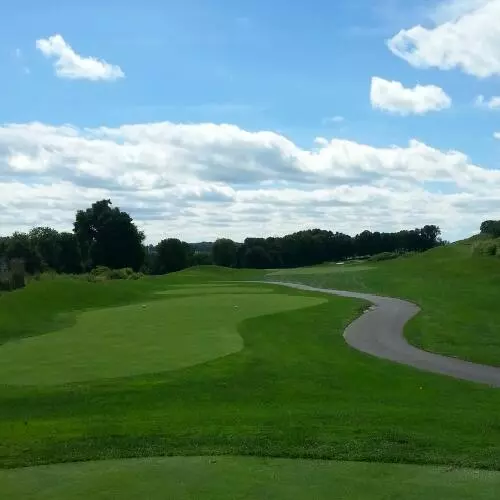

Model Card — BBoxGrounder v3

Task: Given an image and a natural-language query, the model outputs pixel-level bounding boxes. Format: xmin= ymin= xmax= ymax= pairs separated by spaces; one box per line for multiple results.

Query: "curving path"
xmin=265 ymin=281 xmax=500 ymax=387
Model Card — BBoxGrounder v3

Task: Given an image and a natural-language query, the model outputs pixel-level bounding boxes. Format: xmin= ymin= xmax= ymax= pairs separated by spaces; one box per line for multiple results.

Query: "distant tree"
xmin=480 ymin=220 xmax=500 ymax=238
xmin=354 ymin=230 xmax=375 ymax=257
xmin=29 ymin=227 xmax=61 ymax=271
xmin=0 ymin=237 xmax=9 ymax=257
xmin=3 ymin=232 xmax=42 ymax=274
xmin=242 ymin=245 xmax=272 ymax=269
xmin=212 ymin=238 xmax=237 ymax=267
xmin=183 ymin=241 xmax=194 ymax=267
xmin=419 ymin=225 xmax=442 ymax=250
xmin=74 ymin=199 xmax=145 ymax=271
xmin=190 ymin=251 xmax=212 ymax=266
xmin=154 ymin=238 xmax=189 ymax=274
xmin=329 ymin=232 xmax=353 ymax=261
xmin=58 ymin=232 xmax=82 ymax=273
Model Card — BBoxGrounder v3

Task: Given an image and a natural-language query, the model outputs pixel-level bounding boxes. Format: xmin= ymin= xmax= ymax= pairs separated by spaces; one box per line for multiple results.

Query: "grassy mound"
xmin=270 ymin=239 xmax=500 ymax=366
xmin=2 ymin=456 xmax=499 ymax=500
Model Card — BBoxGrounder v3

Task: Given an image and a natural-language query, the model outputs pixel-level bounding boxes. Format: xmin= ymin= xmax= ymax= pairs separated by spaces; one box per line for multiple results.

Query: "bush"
xmin=89 ymin=266 xmax=142 ymax=281
xmin=90 ymin=266 xmax=111 ymax=276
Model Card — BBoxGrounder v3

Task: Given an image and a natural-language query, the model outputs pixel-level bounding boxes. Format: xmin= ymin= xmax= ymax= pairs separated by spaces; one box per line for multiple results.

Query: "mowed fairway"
xmin=2 ymin=267 xmax=500 ymax=499
xmin=2 ymin=456 xmax=499 ymax=500
xmin=0 ymin=286 xmax=324 ymax=385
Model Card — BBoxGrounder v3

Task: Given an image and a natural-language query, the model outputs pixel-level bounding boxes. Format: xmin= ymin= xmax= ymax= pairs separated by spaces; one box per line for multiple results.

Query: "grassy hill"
xmin=270 ymin=236 xmax=500 ymax=366
xmin=2 ymin=250 xmax=500 ymax=498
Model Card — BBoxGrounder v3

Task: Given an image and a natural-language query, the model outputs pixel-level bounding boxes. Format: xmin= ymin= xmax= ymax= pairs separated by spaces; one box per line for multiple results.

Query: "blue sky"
xmin=1 ymin=0 xmax=500 ymax=242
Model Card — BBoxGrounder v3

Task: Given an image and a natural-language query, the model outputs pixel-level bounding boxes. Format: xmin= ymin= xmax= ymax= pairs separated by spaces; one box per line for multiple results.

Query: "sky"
xmin=1 ymin=0 xmax=500 ymax=243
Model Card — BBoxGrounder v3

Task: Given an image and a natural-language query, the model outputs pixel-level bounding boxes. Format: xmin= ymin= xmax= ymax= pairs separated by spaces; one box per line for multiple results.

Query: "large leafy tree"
xmin=480 ymin=220 xmax=500 ymax=238
xmin=74 ymin=200 xmax=145 ymax=271
xmin=212 ymin=238 xmax=237 ymax=268
xmin=153 ymin=238 xmax=189 ymax=274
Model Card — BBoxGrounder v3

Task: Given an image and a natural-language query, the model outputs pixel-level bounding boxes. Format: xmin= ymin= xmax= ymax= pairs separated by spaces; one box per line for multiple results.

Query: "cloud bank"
xmin=0 ymin=121 xmax=498 ymax=243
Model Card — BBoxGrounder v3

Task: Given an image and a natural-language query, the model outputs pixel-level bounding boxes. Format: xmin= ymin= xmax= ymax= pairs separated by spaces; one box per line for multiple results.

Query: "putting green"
xmin=1 ymin=456 xmax=498 ymax=500
xmin=0 ymin=290 xmax=324 ymax=386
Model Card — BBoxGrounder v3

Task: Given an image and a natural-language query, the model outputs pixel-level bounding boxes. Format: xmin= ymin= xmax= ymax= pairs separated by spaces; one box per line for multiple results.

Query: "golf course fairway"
xmin=1 ymin=456 xmax=499 ymax=500
xmin=0 ymin=289 xmax=324 ymax=385
xmin=2 ymin=266 xmax=500 ymax=499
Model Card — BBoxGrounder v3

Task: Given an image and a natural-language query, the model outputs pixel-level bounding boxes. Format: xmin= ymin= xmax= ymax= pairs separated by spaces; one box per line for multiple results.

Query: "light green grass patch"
xmin=0 ymin=292 xmax=324 ymax=386
xmin=1 ymin=456 xmax=498 ymax=500
xmin=267 ymin=264 xmax=375 ymax=276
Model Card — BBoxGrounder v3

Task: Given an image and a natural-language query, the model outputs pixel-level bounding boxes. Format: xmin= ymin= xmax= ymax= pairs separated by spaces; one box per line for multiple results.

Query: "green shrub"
xmin=88 ymin=266 xmax=142 ymax=281
xmin=90 ymin=266 xmax=112 ymax=276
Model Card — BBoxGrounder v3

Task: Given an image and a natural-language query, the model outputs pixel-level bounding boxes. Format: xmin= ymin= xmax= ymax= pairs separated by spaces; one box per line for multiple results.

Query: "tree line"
xmin=210 ymin=225 xmax=442 ymax=269
xmin=0 ymin=199 xmax=443 ymax=276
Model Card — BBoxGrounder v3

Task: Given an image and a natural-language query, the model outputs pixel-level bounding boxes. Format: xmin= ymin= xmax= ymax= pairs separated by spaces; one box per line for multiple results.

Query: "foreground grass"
xmin=271 ymin=240 xmax=500 ymax=366
xmin=2 ymin=456 xmax=499 ymax=500
xmin=2 ymin=269 xmax=500 ymax=471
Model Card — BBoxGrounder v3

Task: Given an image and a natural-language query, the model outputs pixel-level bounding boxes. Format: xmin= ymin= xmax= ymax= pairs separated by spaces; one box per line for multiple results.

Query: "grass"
xmin=2 ymin=270 xmax=500 ymax=473
xmin=2 ymin=456 xmax=499 ymax=500
xmin=2 ymin=252 xmax=500 ymax=498
xmin=270 ymin=239 xmax=500 ymax=366
xmin=267 ymin=264 xmax=375 ymax=276
xmin=0 ymin=267 xmax=265 ymax=347
xmin=0 ymin=288 xmax=323 ymax=385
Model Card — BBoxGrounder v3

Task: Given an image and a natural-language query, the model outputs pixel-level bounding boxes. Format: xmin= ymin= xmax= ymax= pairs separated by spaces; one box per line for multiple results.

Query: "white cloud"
xmin=370 ymin=77 xmax=451 ymax=115
xmin=388 ymin=0 xmax=500 ymax=78
xmin=36 ymin=34 xmax=124 ymax=81
xmin=494 ymin=132 xmax=500 ymax=139
xmin=475 ymin=95 xmax=500 ymax=109
xmin=0 ymin=120 xmax=499 ymax=243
